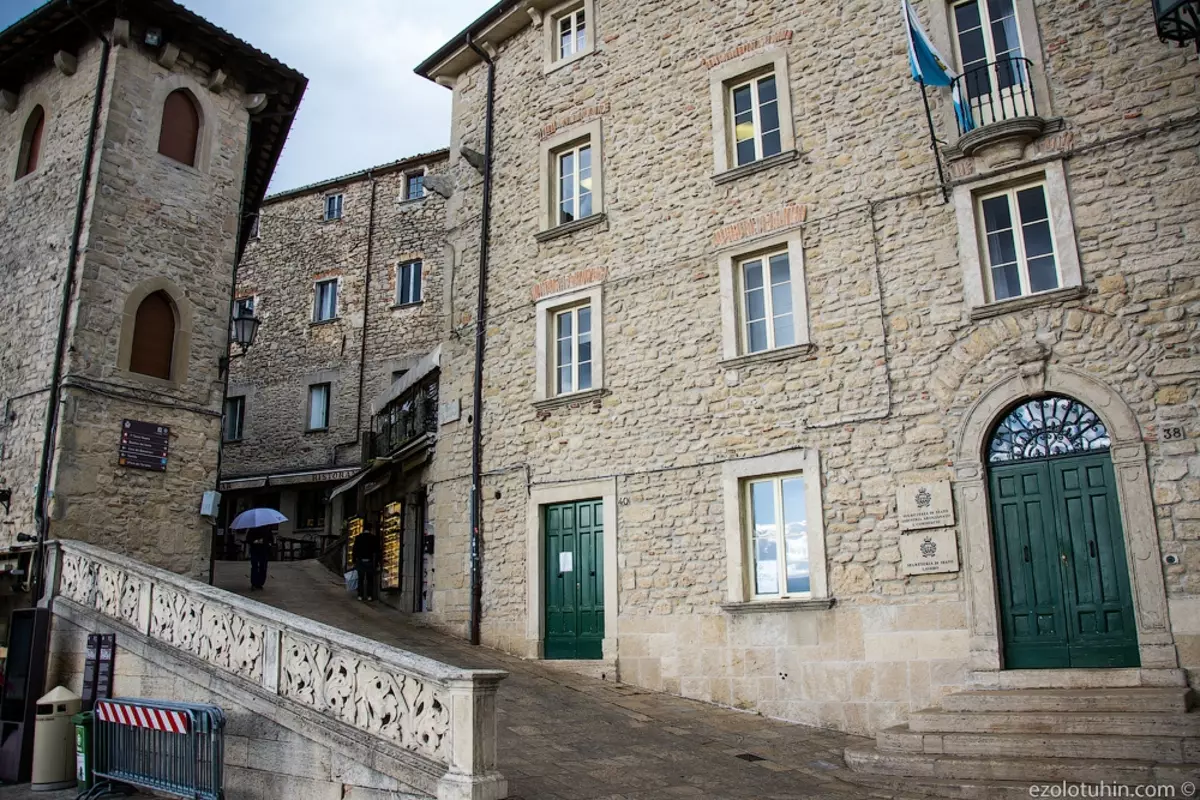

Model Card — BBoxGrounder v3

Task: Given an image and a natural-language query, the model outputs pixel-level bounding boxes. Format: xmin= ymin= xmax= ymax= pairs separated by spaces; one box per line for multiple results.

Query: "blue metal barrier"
xmin=80 ymin=698 xmax=225 ymax=799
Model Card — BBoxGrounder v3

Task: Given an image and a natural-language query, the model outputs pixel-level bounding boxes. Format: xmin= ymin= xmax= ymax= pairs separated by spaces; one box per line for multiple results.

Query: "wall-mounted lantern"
xmin=230 ymin=309 xmax=261 ymax=349
xmin=1154 ymin=0 xmax=1200 ymax=50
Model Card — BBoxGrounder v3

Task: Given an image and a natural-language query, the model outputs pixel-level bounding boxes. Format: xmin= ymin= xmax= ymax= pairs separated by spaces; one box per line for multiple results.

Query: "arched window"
xmin=988 ymin=395 xmax=1111 ymax=464
xmin=15 ymin=105 xmax=45 ymax=179
xmin=129 ymin=291 xmax=176 ymax=379
xmin=157 ymin=90 xmax=199 ymax=166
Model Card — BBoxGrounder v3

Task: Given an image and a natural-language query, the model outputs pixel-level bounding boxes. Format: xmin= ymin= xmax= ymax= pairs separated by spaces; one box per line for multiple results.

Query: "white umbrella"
xmin=230 ymin=508 xmax=288 ymax=529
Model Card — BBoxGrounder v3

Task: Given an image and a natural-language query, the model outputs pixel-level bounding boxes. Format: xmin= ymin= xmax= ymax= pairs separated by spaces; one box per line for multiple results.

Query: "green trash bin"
xmin=73 ymin=711 xmax=93 ymax=792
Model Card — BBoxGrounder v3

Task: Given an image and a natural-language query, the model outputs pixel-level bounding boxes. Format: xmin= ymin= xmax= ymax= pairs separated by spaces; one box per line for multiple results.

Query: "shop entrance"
xmin=987 ymin=396 xmax=1139 ymax=669
xmin=544 ymin=499 xmax=604 ymax=660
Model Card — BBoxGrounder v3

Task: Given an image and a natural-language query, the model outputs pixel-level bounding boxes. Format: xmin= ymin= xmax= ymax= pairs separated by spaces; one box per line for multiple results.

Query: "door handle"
xmin=1023 ymin=546 xmax=1030 ymax=563
xmin=589 ymin=570 xmax=596 ymax=577
xmin=1088 ymin=540 xmax=1097 ymax=559
xmin=1060 ymin=553 xmax=1069 ymax=565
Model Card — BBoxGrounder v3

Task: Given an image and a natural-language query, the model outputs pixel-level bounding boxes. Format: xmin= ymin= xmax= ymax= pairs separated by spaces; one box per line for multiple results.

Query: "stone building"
xmin=0 ymin=0 xmax=304 ymax=577
xmin=220 ymin=151 xmax=448 ymax=606
xmin=412 ymin=0 xmax=1200 ymax=758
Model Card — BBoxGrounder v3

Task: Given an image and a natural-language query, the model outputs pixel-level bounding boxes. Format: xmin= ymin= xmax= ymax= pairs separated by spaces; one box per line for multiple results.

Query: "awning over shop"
xmin=219 ymin=466 xmax=361 ymax=492
xmin=329 ymin=461 xmax=388 ymax=500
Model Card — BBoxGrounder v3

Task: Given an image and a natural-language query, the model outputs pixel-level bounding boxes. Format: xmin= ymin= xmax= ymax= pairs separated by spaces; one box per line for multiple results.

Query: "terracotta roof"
xmin=0 ymin=0 xmax=308 ymax=256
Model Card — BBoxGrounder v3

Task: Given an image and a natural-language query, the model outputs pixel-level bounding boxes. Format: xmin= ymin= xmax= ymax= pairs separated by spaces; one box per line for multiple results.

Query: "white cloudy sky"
xmin=1 ymin=0 xmax=495 ymax=193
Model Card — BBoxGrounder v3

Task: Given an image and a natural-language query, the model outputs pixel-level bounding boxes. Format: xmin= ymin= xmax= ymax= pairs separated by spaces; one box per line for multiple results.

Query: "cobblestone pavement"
xmin=213 ymin=560 xmax=920 ymax=800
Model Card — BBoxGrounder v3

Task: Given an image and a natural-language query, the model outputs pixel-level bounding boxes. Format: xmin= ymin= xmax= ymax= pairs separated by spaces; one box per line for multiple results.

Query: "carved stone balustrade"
xmin=44 ymin=540 xmax=507 ymax=800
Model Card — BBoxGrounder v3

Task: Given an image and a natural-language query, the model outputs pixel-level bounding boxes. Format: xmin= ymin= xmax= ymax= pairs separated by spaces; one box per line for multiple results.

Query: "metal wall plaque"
xmin=118 ymin=420 xmax=169 ymax=472
xmin=897 ymin=480 xmax=954 ymax=531
xmin=900 ymin=530 xmax=960 ymax=576
xmin=439 ymin=398 xmax=461 ymax=426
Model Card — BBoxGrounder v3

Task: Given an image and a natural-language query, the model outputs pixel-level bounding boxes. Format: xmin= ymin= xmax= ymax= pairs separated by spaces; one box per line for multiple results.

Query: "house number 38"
xmin=1162 ymin=425 xmax=1187 ymax=442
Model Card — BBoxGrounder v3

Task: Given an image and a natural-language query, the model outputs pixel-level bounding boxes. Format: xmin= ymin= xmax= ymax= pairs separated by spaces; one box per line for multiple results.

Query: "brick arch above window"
xmin=15 ymin=104 xmax=45 ymax=179
xmin=117 ymin=278 xmax=194 ymax=387
xmin=158 ymin=89 xmax=200 ymax=166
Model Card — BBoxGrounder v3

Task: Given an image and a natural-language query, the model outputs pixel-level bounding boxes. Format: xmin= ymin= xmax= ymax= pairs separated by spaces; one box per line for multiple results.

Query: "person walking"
xmin=247 ymin=525 xmax=275 ymax=590
xmin=354 ymin=524 xmax=379 ymax=602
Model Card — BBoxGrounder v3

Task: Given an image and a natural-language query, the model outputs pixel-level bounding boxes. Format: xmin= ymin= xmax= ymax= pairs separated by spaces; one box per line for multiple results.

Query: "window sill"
xmin=533 ymin=387 xmax=607 ymax=411
xmin=399 ymin=195 xmax=427 ymax=206
xmin=719 ymin=343 xmax=816 ymax=370
xmin=322 ymin=217 xmax=343 ymax=224
xmin=535 ymin=213 xmax=607 ymax=243
xmin=157 ymin=153 xmax=202 ymax=175
xmin=311 ymin=318 xmax=341 ymax=327
xmin=721 ymin=597 xmax=836 ymax=614
xmin=544 ymin=45 xmax=595 ymax=75
xmin=969 ymin=285 xmax=1085 ymax=321
xmin=390 ymin=301 xmax=424 ymax=311
xmin=304 ymin=427 xmax=330 ymax=435
xmin=713 ymin=150 xmax=800 ymax=186
xmin=222 ymin=438 xmax=243 ymax=445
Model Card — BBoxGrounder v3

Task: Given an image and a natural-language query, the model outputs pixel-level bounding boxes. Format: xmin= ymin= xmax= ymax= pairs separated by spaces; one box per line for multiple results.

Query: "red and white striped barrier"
xmin=97 ymin=700 xmax=191 ymax=734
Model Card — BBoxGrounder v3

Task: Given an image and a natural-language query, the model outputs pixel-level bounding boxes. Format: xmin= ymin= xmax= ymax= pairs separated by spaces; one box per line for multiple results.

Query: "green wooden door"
xmin=990 ymin=454 xmax=1139 ymax=669
xmin=544 ymin=500 xmax=604 ymax=660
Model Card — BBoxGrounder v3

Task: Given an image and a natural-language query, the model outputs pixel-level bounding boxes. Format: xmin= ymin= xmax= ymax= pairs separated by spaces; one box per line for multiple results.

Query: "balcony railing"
xmin=952 ymin=56 xmax=1039 ymax=137
xmin=372 ymin=383 xmax=437 ymax=459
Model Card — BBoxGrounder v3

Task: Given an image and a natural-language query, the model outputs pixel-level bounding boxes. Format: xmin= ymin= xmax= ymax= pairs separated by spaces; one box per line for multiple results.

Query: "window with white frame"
xmin=729 ymin=72 xmax=782 ymax=168
xmin=553 ymin=303 xmax=593 ymax=396
xmin=544 ymin=0 xmax=595 ymax=71
xmin=538 ymin=120 xmax=604 ymax=234
xmin=978 ymin=182 xmax=1058 ymax=302
xmin=718 ymin=231 xmax=810 ymax=362
xmin=953 ymin=162 xmax=1081 ymax=312
xmin=405 ymin=172 xmax=425 ymax=201
xmin=313 ymin=278 xmax=338 ymax=322
xmin=307 ymin=383 xmax=331 ymax=430
xmin=396 ymin=260 xmax=423 ymax=305
xmin=556 ymin=142 xmax=593 ymax=226
xmin=324 ymin=193 xmax=343 ymax=221
xmin=234 ymin=295 xmax=255 ymax=319
xmin=951 ymin=0 xmax=1030 ymax=125
xmin=721 ymin=449 xmax=828 ymax=605
xmin=223 ymin=396 xmax=245 ymax=442
xmin=248 ymin=214 xmax=261 ymax=240
xmin=739 ymin=249 xmax=796 ymax=354
xmin=708 ymin=50 xmax=796 ymax=177
xmin=535 ymin=284 xmax=604 ymax=403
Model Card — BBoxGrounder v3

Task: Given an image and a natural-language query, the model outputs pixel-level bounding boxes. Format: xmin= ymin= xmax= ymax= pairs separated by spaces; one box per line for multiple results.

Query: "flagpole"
xmin=917 ymin=75 xmax=950 ymax=203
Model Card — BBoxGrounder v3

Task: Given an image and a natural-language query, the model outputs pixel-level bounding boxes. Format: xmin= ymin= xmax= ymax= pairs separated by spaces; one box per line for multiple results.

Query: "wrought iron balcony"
xmin=952 ymin=56 xmax=1044 ymax=152
xmin=371 ymin=382 xmax=438 ymax=460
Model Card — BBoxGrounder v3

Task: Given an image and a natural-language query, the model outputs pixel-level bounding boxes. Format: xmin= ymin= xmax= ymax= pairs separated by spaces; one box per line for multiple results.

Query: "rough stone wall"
xmin=224 ymin=155 xmax=448 ymax=479
xmin=49 ymin=615 xmax=427 ymax=800
xmin=0 ymin=40 xmax=109 ymax=546
xmin=41 ymin=36 xmax=255 ymax=578
xmin=426 ymin=0 xmax=1200 ymax=735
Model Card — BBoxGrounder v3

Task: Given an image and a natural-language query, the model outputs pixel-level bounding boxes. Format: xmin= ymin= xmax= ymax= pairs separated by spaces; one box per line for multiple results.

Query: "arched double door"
xmin=987 ymin=396 xmax=1140 ymax=669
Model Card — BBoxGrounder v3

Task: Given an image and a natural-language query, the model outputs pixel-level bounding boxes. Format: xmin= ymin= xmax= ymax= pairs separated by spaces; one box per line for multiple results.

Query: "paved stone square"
xmin=213 ymin=560 xmax=927 ymax=799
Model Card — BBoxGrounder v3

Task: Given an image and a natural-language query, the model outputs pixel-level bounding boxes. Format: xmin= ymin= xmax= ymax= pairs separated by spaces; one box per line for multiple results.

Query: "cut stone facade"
xmin=415 ymin=0 xmax=1200 ymax=735
xmin=0 ymin=2 xmax=304 ymax=577
xmin=220 ymin=152 xmax=448 ymax=545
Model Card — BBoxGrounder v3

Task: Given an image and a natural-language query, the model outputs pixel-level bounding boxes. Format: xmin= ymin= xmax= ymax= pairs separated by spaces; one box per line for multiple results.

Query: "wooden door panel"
xmin=544 ymin=500 xmax=604 ymax=660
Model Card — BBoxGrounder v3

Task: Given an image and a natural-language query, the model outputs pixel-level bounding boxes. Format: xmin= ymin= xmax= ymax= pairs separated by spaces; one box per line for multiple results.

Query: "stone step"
xmin=877 ymin=725 xmax=1198 ymax=763
xmin=908 ymin=709 xmax=1200 ymax=737
xmin=844 ymin=744 xmax=1195 ymax=785
xmin=841 ymin=772 xmax=1053 ymax=800
xmin=940 ymin=687 xmax=1196 ymax=714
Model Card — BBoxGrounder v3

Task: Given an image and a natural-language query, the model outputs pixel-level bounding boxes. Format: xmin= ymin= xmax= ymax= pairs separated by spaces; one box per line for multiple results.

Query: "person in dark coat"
xmin=247 ymin=525 xmax=275 ymax=590
xmin=354 ymin=524 xmax=380 ymax=602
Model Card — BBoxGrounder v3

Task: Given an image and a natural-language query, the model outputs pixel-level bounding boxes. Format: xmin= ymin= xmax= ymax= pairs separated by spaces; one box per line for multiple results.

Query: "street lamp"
xmin=1153 ymin=0 xmax=1200 ymax=49
xmin=230 ymin=308 xmax=261 ymax=349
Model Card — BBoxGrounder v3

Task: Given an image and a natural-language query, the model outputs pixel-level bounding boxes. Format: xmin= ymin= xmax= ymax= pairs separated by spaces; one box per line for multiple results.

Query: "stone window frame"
xmin=717 ymin=227 xmax=811 ymax=365
xmin=147 ymin=75 xmax=216 ymax=175
xmin=395 ymin=259 xmax=424 ymax=307
xmin=9 ymin=90 xmax=52 ymax=184
xmin=116 ymin=278 xmax=194 ymax=390
xmin=954 ymin=160 xmax=1082 ymax=317
xmin=708 ymin=48 xmax=798 ymax=182
xmin=543 ymin=0 xmax=597 ymax=75
xmin=533 ymin=283 xmax=604 ymax=407
xmin=323 ymin=192 xmax=344 ymax=222
xmin=312 ymin=277 xmax=340 ymax=323
xmin=223 ymin=395 xmax=245 ymax=442
xmin=248 ymin=213 xmax=261 ymax=241
xmin=721 ymin=449 xmax=830 ymax=609
xmin=402 ymin=167 xmax=427 ymax=203
xmin=926 ymin=0 xmax=1055 ymax=134
xmin=536 ymin=118 xmax=605 ymax=240
xmin=524 ymin=476 xmax=618 ymax=659
xmin=14 ymin=104 xmax=46 ymax=180
xmin=305 ymin=381 xmax=332 ymax=432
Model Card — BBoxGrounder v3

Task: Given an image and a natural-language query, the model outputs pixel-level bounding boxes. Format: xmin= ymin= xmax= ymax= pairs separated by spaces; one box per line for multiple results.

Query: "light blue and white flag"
xmin=901 ymin=0 xmax=974 ymax=131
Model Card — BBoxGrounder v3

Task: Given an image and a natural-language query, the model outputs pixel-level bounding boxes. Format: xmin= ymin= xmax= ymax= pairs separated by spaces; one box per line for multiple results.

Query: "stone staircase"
xmin=844 ymin=687 xmax=1200 ymax=798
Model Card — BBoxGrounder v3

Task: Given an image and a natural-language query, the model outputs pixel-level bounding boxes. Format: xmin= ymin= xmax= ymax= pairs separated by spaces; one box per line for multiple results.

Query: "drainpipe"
xmin=339 ymin=170 xmax=377 ymax=459
xmin=464 ymin=34 xmax=495 ymax=647
xmin=32 ymin=11 xmax=110 ymax=602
